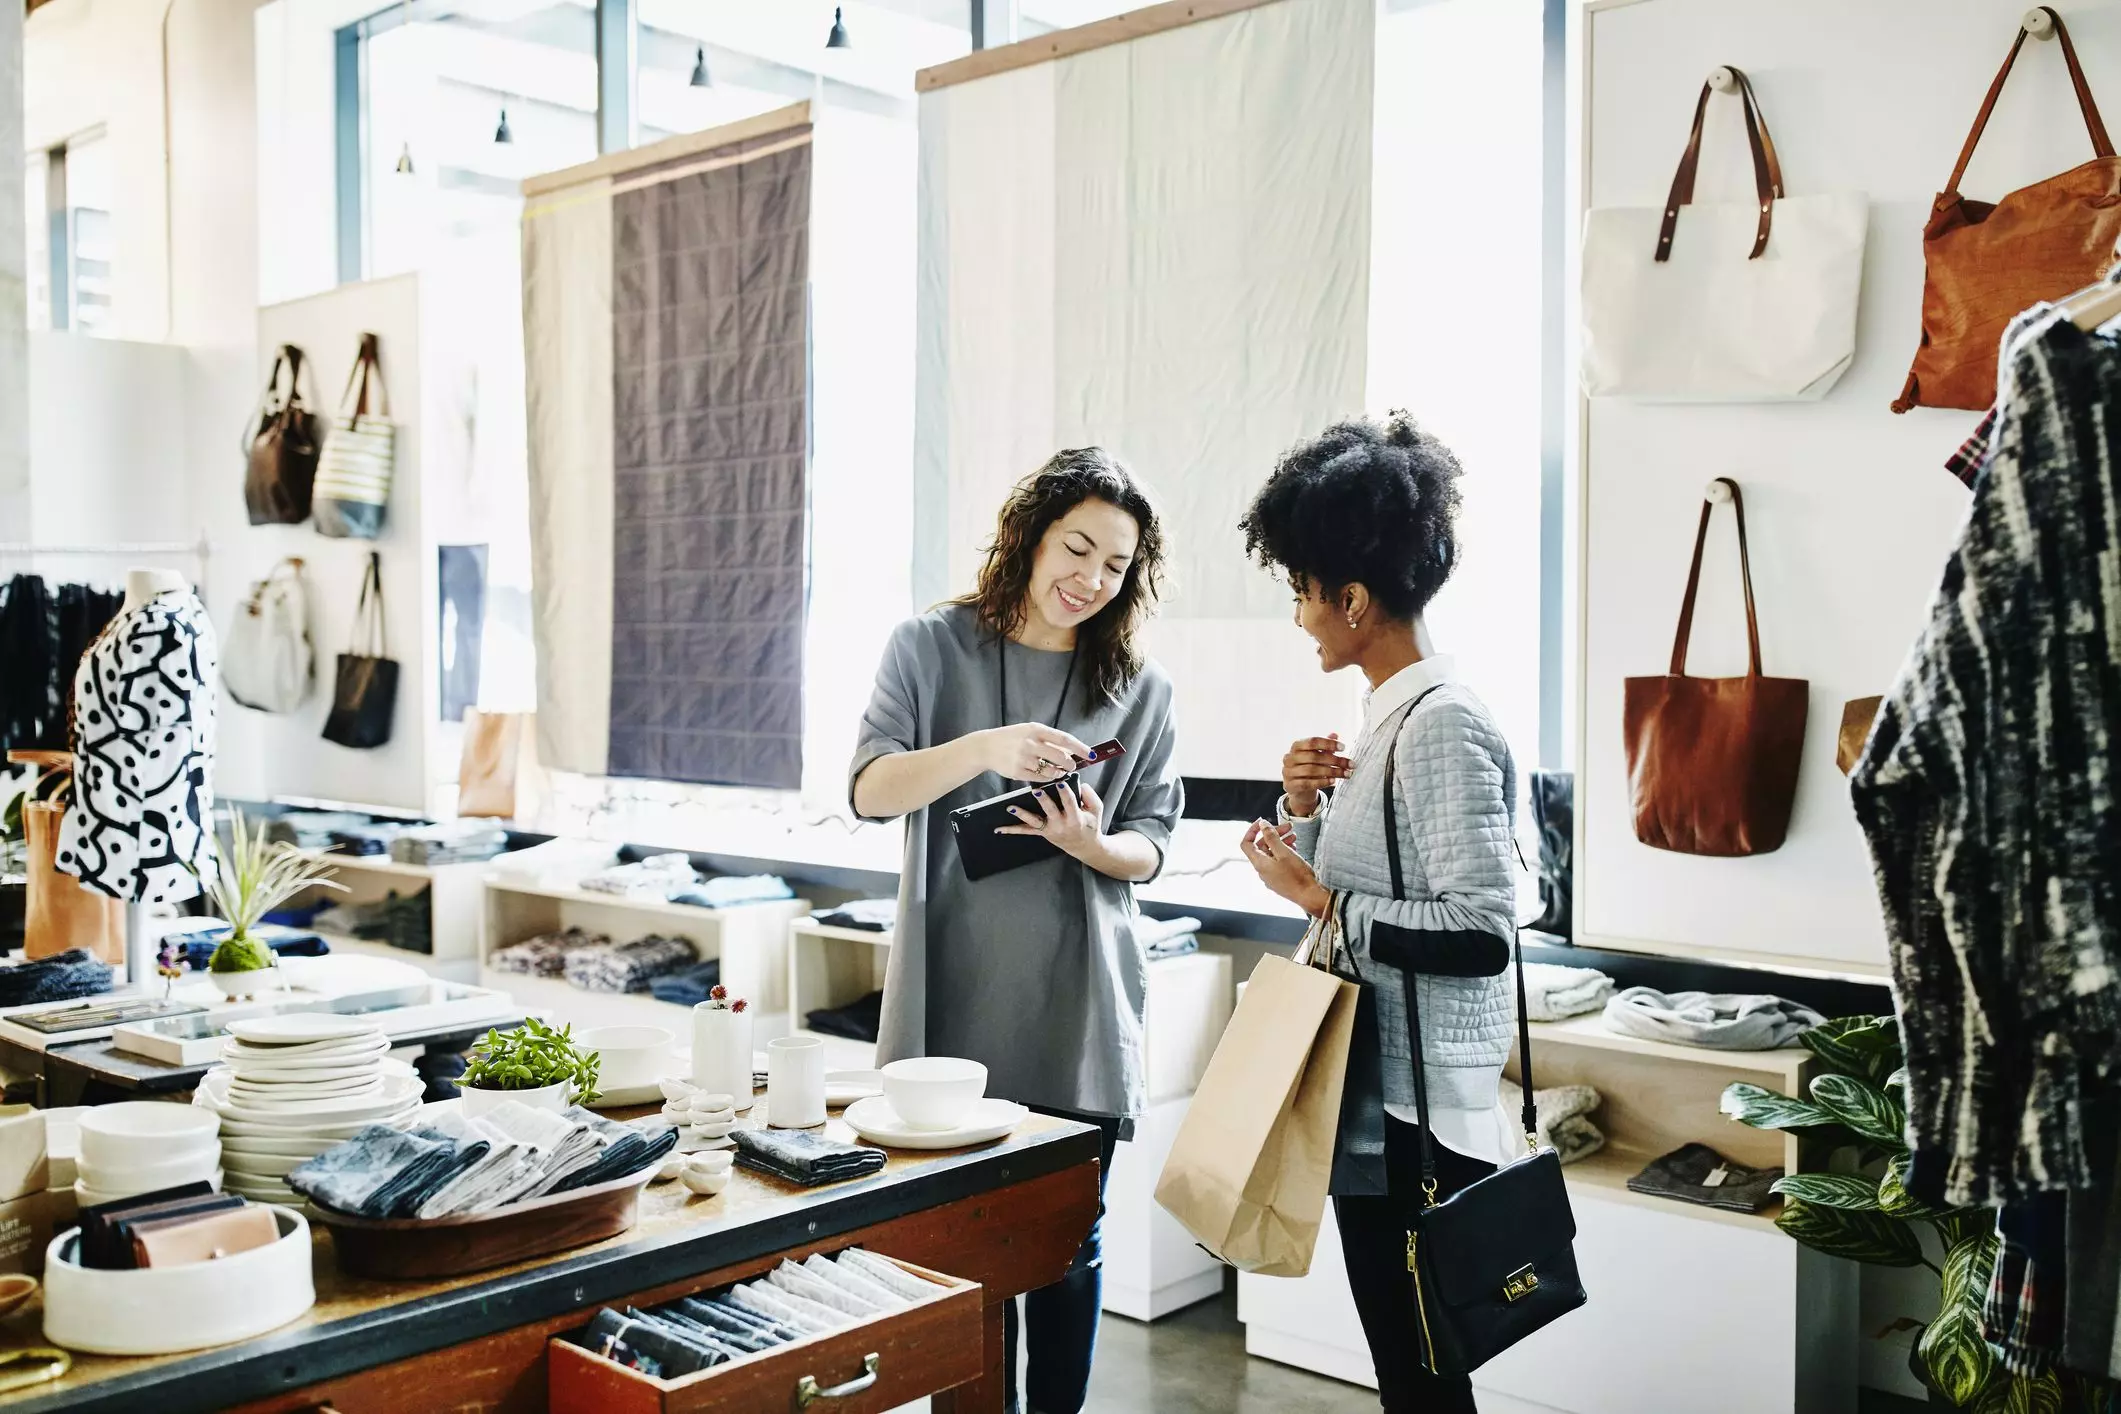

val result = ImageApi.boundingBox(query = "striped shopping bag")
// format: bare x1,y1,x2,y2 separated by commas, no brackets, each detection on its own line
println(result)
313,331,395,539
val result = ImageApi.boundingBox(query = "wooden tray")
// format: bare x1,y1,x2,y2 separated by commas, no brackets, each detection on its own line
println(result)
309,1168,658,1279
548,1255,983,1414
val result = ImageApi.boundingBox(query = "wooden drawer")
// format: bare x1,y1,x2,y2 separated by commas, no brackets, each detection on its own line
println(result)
548,1255,983,1413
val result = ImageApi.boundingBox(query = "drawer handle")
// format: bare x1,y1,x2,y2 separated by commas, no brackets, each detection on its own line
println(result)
796,1352,881,1407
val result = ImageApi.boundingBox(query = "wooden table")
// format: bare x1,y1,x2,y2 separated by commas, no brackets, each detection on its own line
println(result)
0,1113,1102,1413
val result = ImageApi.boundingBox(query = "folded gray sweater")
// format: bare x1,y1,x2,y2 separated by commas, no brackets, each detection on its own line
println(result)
1602,987,1824,1051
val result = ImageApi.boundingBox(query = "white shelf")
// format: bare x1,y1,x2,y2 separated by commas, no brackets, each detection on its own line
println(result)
483,878,803,926
789,920,893,947
301,850,454,882
1527,1014,1809,1082
314,930,477,984
1559,1145,1784,1232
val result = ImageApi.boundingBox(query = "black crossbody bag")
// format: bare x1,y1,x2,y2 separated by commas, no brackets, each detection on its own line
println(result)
1374,719,1588,1376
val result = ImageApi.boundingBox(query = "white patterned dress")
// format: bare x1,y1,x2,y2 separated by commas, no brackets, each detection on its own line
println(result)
56,590,218,903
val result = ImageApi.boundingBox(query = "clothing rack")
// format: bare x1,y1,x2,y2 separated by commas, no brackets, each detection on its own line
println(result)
0,536,213,602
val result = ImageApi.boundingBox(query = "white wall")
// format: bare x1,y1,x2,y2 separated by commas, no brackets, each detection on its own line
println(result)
28,332,193,549
0,0,25,544
1573,0,2121,972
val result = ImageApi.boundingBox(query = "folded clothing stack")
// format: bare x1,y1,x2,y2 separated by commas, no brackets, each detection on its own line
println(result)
489,926,610,978
1522,963,1615,1022
803,991,882,1043
731,1128,886,1187
391,821,510,866
316,887,434,954
811,899,895,933
290,1104,677,1219
571,1248,951,1378
328,822,409,856
668,875,795,910
1626,1142,1783,1214
648,958,722,1007
565,935,699,993
1534,1084,1605,1165
580,853,699,899
262,810,375,852
0,948,112,1006
1603,987,1824,1051
1138,914,1201,961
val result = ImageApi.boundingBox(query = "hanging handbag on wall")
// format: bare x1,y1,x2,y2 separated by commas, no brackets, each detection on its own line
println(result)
1580,66,1866,402
244,344,322,525
1385,781,1585,1374
322,552,399,750
222,558,314,714
1894,7,2121,413
1624,479,1808,857
312,333,397,540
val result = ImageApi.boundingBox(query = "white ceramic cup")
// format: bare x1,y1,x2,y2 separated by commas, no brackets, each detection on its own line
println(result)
692,1005,754,1114
575,1024,676,1097
881,1057,988,1132
766,1036,826,1129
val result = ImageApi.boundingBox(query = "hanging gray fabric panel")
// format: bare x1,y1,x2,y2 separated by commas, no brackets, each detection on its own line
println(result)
608,134,812,789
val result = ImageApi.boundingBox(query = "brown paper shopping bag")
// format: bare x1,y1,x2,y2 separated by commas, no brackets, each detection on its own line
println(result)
1153,950,1359,1277
457,711,545,820
24,801,122,964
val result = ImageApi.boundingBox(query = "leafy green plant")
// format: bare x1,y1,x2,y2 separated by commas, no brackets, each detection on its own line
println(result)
1721,1017,2098,1411
202,811,343,973
461,1017,601,1106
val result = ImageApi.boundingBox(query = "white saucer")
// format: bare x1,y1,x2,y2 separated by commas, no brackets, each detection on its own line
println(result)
199,1070,422,1123
226,1015,384,1046
841,1096,1027,1150
588,1083,665,1109
825,1070,885,1107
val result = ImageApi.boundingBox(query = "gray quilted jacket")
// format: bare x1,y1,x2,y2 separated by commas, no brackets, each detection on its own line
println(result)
1284,683,1518,1115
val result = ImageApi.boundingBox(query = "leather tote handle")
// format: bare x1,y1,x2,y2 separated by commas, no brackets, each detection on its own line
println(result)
352,551,386,658
1947,7,2115,196
1656,66,1785,263
1668,478,1763,679
241,345,299,455
1378,696,1540,1201
338,333,390,419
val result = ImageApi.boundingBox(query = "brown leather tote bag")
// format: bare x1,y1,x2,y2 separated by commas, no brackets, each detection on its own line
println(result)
1624,479,1808,857
1894,7,2121,413
245,343,322,525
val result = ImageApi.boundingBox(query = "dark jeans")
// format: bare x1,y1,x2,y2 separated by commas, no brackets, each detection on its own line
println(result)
1333,1115,1498,1414
1003,1107,1123,1414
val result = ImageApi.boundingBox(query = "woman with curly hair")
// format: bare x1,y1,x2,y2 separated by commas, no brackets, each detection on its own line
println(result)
850,447,1182,1414
1236,413,1519,1414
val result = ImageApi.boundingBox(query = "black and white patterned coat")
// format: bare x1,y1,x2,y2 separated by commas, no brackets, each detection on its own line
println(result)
56,590,218,904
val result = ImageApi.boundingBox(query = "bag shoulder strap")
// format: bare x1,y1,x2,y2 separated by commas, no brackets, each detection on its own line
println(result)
1948,7,2115,196
1656,67,1784,263
1668,477,1763,679
1378,686,1539,1203
338,333,390,418
353,551,386,657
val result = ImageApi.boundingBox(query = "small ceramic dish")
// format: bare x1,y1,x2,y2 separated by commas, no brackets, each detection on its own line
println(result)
679,1163,730,1196
0,1273,37,1320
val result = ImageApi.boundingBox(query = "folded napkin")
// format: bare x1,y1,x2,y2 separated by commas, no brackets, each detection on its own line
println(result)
731,1279,848,1334
687,1294,804,1345
1521,963,1615,1022
771,1258,883,1317
291,1125,466,1217
840,1247,949,1303
1533,1084,1606,1166
581,1307,721,1378
668,875,795,909
553,1113,677,1193
673,1296,796,1352
804,1252,905,1310
1603,987,1825,1051
638,1306,755,1362
1626,1143,1783,1214
731,1128,887,1188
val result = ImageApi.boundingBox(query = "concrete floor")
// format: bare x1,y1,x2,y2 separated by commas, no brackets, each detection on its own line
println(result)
1079,1285,1377,1414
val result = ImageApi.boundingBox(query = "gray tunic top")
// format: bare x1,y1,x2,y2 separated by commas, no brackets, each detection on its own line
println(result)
850,603,1183,1127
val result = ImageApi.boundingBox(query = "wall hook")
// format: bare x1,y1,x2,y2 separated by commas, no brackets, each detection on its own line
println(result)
2023,7,2056,38
1708,66,1738,93
1704,479,1734,505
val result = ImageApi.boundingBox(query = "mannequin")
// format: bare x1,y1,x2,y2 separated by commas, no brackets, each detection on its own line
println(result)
56,566,219,988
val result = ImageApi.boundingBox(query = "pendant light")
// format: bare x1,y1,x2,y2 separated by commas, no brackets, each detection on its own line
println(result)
825,6,850,48
395,141,415,175
494,107,514,144
690,45,711,87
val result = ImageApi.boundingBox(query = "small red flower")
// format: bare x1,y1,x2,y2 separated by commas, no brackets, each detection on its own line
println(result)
731,999,748,1013
709,984,727,1001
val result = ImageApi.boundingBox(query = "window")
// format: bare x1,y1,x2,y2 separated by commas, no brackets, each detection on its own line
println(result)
22,136,116,336
23,151,48,334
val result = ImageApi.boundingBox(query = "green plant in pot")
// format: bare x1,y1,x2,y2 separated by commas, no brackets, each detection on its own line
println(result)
201,811,342,998
459,1017,601,1114
1721,1016,2106,1411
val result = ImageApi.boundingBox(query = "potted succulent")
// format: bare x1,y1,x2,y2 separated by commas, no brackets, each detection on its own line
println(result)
202,810,342,998
459,1017,602,1116
1721,1016,2110,1411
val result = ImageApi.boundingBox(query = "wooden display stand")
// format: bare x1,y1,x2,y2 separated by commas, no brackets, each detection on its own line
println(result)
299,853,489,984
1240,1017,1858,1413
786,917,890,1071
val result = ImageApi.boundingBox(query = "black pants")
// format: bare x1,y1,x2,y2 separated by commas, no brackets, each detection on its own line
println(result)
1333,1115,1497,1414
1003,1108,1123,1414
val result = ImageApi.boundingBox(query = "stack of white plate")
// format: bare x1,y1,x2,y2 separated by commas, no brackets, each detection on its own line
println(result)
192,1015,423,1205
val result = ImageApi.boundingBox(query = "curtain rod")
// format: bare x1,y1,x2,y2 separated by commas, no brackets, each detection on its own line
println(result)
521,100,813,200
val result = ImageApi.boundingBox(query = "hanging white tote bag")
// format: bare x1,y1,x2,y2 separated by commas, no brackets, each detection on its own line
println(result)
312,332,396,538
1581,69,1867,402
222,557,315,713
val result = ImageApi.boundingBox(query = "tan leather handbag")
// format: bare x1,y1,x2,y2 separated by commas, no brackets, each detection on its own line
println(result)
457,711,545,819
1624,479,1809,857
1894,7,2121,413
24,800,122,964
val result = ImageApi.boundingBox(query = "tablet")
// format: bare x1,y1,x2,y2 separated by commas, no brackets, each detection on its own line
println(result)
949,774,1081,882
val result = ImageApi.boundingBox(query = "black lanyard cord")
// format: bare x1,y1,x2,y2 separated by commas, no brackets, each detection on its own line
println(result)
997,631,1081,732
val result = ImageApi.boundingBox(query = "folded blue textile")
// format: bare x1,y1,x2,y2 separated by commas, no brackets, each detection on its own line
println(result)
668,874,795,909
731,1127,886,1187
550,1109,679,1193
290,1125,458,1216
648,958,722,1007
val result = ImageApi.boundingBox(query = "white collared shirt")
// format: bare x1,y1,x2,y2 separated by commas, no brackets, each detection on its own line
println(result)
1359,654,1458,746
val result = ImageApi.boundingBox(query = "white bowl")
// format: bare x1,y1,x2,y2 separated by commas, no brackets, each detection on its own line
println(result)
75,1148,221,1194
77,1103,220,1169
460,1080,571,1118
880,1057,988,1132
209,967,284,999
43,1204,313,1354
576,1025,676,1095
76,1171,223,1208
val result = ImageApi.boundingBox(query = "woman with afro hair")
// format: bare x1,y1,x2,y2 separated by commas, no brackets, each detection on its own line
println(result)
1236,412,1521,1414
